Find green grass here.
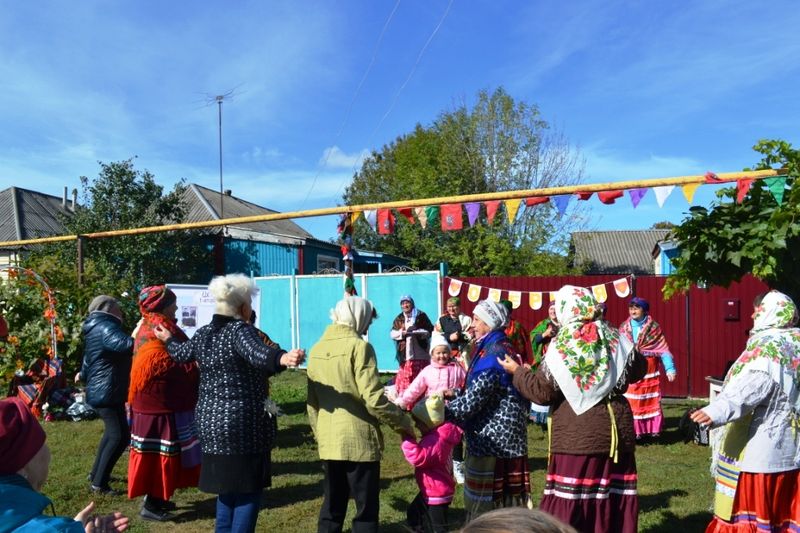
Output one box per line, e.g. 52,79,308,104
41,371,713,532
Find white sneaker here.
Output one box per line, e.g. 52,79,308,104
453,460,465,484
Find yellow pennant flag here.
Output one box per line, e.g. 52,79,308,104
592,284,608,303
467,284,482,302
682,183,700,204
448,279,463,297
488,288,502,302
508,291,522,309
549,291,557,302
529,292,543,310
350,211,361,225
504,199,521,223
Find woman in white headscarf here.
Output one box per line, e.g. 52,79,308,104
690,290,800,533
444,299,531,520
498,285,645,533
307,296,415,533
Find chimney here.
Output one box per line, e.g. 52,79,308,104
71,188,78,211
62,187,68,208
224,189,232,196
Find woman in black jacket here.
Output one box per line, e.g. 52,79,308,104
80,295,134,494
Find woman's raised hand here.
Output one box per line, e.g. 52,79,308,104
281,349,306,368
153,324,173,343
497,354,520,374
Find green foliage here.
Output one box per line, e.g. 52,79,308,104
664,140,800,300
343,87,585,276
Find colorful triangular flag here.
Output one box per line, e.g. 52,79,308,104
552,195,570,216
425,206,439,227
736,179,754,204
597,190,624,204
441,204,463,231
525,197,549,206
653,186,674,208
415,207,428,229
504,199,521,223
628,188,648,208
465,202,481,227
377,209,395,234
397,207,415,224
704,171,721,183
575,192,593,201
485,201,501,224
681,183,700,204
765,177,787,205
364,210,377,232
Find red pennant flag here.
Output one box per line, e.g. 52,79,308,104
575,192,593,201
396,208,415,224
704,171,721,183
377,209,395,234
525,197,549,206
440,204,463,231
598,190,624,204
736,179,754,204
485,201,501,224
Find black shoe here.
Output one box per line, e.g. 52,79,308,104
140,506,173,522
90,484,124,496
143,495,177,511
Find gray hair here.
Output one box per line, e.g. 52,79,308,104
209,274,256,318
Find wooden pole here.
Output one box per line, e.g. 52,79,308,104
0,168,785,248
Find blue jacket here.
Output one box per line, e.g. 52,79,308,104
80,311,134,408
0,474,83,532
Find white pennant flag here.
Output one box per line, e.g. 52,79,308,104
653,186,675,208
363,210,377,232
487,288,502,302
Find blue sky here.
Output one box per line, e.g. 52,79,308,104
1,1,798,241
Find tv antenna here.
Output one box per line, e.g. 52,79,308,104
205,89,236,220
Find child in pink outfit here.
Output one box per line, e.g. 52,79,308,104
396,334,466,410
401,405,464,533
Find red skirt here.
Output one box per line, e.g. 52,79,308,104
624,356,663,437
128,410,201,500
395,359,429,396
706,469,800,532
540,452,638,533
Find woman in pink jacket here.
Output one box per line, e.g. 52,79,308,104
401,401,464,533
396,334,467,410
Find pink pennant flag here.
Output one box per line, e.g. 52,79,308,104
736,179,754,204
628,188,648,208
465,202,481,227
485,201,501,224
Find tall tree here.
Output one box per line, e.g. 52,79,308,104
343,87,585,276
664,140,799,299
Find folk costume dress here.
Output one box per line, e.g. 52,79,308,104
505,319,532,367
391,296,434,396
620,310,675,438
445,300,531,520
509,286,644,533
701,291,800,533
128,288,201,503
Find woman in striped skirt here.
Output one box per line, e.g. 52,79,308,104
498,285,646,533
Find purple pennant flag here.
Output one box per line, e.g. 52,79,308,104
465,202,481,227
552,195,570,216
628,188,648,208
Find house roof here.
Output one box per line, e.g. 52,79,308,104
570,230,672,275
182,184,315,245
0,187,74,246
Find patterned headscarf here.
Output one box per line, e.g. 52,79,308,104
545,285,633,415
138,285,177,314
473,299,509,331
629,297,649,314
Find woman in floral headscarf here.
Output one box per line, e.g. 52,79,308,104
620,296,676,440
127,285,200,521
691,290,800,533
498,286,646,533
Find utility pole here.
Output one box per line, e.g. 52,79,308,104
216,94,225,220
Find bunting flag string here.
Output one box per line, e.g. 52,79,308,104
344,171,788,236
447,276,634,308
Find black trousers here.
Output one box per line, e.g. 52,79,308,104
318,460,379,533
90,405,129,488
407,492,449,533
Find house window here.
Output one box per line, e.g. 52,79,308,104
316,254,340,272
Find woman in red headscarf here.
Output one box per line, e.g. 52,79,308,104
127,285,200,521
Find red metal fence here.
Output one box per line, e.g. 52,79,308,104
441,274,768,398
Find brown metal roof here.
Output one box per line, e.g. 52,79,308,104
570,230,672,274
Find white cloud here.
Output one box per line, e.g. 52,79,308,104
318,146,369,169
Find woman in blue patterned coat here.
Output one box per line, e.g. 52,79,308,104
443,299,531,520
154,274,305,533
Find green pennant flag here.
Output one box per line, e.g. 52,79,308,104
765,176,787,205
425,205,440,227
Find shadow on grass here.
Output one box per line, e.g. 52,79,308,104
277,399,308,416
170,495,217,522
641,511,713,532
384,496,468,532
639,489,688,513
266,479,325,508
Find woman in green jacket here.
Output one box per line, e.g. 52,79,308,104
307,296,414,533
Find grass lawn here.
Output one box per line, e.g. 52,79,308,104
41,370,713,532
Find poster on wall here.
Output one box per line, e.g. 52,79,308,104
168,283,261,338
